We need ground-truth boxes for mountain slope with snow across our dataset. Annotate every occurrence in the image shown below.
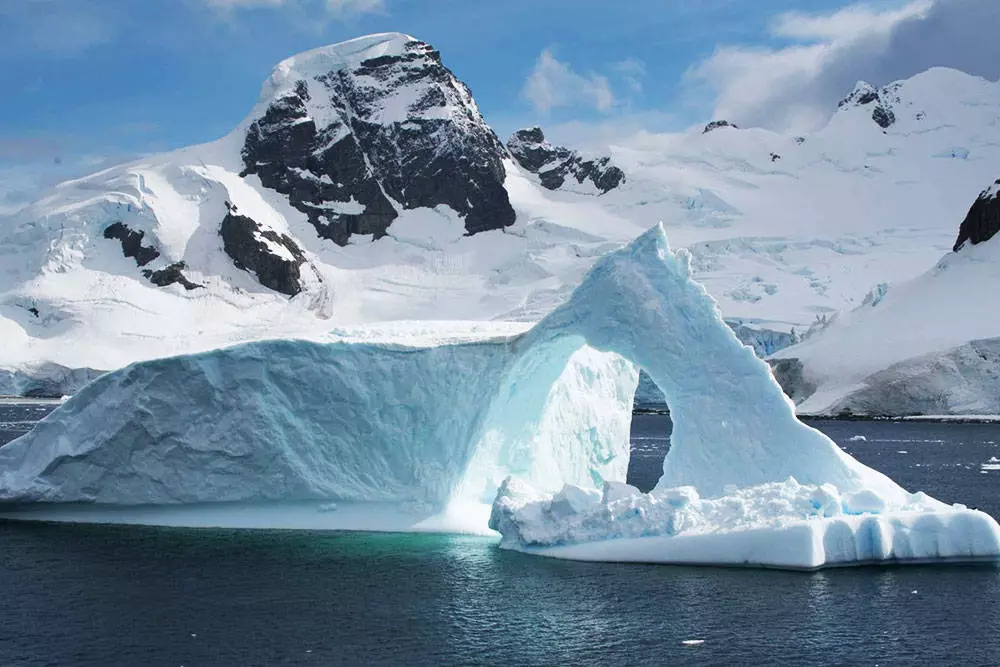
[0,34,998,399]
[772,178,1000,416]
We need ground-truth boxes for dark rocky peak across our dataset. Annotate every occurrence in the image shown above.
[703,120,738,134]
[220,212,306,297]
[953,178,1000,251]
[838,81,900,129]
[240,33,514,246]
[506,127,625,194]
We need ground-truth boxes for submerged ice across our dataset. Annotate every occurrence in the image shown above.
[0,224,997,568]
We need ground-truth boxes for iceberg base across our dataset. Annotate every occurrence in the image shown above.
[0,500,496,536]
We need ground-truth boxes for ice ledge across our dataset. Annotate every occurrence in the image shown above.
[490,478,1000,570]
[514,517,1000,571]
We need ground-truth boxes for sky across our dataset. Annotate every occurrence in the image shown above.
[1,0,998,212]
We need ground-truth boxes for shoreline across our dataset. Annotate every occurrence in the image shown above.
[8,397,1000,424]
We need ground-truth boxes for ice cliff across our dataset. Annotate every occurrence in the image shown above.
[1,225,998,568]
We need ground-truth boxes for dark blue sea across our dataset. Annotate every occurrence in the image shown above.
[1,404,999,666]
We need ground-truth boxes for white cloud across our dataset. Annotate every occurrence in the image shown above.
[770,2,931,41]
[686,0,1000,133]
[523,50,616,114]
[613,57,646,95]
[203,0,385,16]
[326,0,385,16]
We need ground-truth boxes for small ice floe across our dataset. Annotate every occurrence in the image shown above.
[848,435,867,442]
[980,457,1000,472]
[317,502,338,513]
[681,639,705,646]
[897,450,908,454]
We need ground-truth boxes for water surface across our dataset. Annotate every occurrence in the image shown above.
[2,405,999,666]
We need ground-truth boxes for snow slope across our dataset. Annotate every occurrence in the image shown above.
[0,35,998,400]
[3,225,995,569]
[771,204,1000,416]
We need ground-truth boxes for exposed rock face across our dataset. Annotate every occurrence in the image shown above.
[103,222,201,290]
[103,222,159,267]
[143,262,203,291]
[954,178,1000,251]
[220,213,306,296]
[838,81,899,129]
[703,120,738,134]
[506,127,625,194]
[241,34,515,245]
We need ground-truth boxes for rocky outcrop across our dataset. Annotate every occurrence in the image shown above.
[241,35,515,245]
[703,120,738,134]
[506,127,625,194]
[838,81,900,129]
[220,213,306,297]
[103,222,201,290]
[103,222,159,267]
[954,178,1000,251]
[142,262,202,291]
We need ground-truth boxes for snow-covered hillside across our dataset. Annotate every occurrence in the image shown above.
[772,177,1000,416]
[0,30,998,395]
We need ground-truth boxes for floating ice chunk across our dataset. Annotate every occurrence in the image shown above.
[981,457,1000,471]
[848,435,867,442]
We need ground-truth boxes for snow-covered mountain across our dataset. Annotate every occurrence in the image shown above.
[1,32,999,401]
[772,178,1000,416]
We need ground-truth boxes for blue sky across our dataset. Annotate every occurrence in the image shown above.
[1,0,998,210]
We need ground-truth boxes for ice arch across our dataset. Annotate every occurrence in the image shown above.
[485,226,1000,568]
[520,224,902,500]
[0,224,997,568]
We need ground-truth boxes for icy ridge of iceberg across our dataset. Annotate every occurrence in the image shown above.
[489,224,1000,568]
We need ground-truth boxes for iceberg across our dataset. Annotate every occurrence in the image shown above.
[0,224,997,568]
[0,322,636,534]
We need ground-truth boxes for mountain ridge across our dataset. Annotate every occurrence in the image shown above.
[1,35,999,412]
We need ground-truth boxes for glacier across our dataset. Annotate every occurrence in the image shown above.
[1,224,998,568]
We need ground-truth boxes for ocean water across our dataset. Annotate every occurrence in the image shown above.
[2,405,1000,666]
